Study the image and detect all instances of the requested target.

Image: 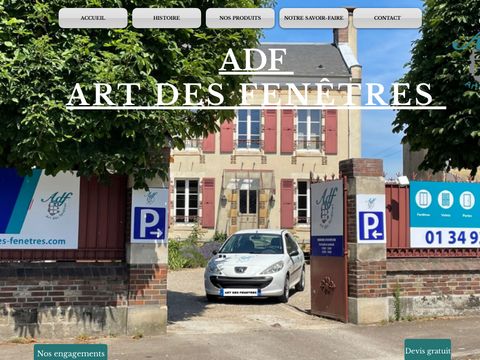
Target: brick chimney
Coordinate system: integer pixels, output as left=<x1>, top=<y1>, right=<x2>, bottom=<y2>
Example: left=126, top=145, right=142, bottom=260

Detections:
left=333, top=8, right=357, bottom=59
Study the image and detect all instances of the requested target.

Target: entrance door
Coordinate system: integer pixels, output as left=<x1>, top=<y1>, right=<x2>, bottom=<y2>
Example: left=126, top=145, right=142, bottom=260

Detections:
left=238, top=179, right=258, bottom=229
left=310, top=178, right=348, bottom=322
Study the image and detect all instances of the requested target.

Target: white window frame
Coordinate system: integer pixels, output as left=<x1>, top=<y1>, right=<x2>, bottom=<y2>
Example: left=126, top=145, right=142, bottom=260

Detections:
left=296, top=180, right=310, bottom=225
left=174, top=179, right=199, bottom=224
left=296, top=110, right=322, bottom=151
left=236, top=109, right=261, bottom=151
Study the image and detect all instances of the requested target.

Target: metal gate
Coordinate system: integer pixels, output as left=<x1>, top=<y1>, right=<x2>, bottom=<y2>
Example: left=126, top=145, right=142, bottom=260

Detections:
left=310, top=177, right=348, bottom=322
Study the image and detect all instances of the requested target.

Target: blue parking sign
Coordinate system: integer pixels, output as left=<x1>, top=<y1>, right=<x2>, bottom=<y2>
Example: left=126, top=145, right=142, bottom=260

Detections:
left=133, top=207, right=166, bottom=241
left=359, top=212, right=384, bottom=241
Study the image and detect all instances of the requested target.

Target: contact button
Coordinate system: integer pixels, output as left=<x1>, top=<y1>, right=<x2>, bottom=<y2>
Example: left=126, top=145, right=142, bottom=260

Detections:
left=353, top=8, right=422, bottom=28
left=280, top=8, right=348, bottom=28
left=206, top=8, right=274, bottom=28
left=133, top=8, right=201, bottom=28
left=59, top=8, right=128, bottom=28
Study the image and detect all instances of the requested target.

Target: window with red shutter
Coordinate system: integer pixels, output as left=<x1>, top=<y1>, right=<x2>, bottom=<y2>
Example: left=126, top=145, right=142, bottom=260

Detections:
left=263, top=109, right=277, bottom=154
left=202, top=178, right=215, bottom=228
left=280, top=179, right=294, bottom=228
left=220, top=121, right=234, bottom=153
left=324, top=110, right=338, bottom=155
left=281, top=110, right=294, bottom=154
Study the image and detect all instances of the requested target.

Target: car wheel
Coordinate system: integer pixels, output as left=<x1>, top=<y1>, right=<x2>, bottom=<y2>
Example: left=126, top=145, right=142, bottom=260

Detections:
left=206, top=293, right=218, bottom=302
left=295, top=267, right=305, bottom=292
left=279, top=275, right=290, bottom=303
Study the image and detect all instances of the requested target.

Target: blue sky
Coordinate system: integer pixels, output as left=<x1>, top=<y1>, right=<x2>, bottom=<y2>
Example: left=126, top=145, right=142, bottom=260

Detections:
left=262, top=0, right=423, bottom=177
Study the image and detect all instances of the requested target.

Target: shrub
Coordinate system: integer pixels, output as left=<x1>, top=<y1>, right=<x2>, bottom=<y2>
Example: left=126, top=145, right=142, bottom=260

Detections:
left=198, top=241, right=223, bottom=261
left=168, top=239, right=188, bottom=271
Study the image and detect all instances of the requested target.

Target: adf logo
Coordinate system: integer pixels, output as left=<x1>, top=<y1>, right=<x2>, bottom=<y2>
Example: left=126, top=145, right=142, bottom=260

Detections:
left=316, top=186, right=338, bottom=229
left=453, top=32, right=480, bottom=88
left=41, top=192, right=73, bottom=220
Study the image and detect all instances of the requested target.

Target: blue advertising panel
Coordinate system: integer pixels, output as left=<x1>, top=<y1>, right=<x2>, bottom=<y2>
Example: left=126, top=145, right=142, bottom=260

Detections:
left=310, top=180, right=344, bottom=257
left=410, top=181, right=480, bottom=248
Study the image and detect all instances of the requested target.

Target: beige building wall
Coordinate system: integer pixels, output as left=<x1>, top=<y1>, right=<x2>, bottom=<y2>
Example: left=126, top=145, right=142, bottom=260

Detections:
left=169, top=87, right=361, bottom=244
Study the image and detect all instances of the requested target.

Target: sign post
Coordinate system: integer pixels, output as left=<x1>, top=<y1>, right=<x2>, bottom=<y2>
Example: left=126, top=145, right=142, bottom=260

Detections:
left=310, top=179, right=347, bottom=322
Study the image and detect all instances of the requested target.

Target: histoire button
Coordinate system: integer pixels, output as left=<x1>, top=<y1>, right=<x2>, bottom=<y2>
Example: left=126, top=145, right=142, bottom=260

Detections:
left=279, top=8, right=349, bottom=29
left=206, top=8, right=275, bottom=29
left=353, top=8, right=422, bottom=29
left=132, top=8, right=201, bottom=29
left=59, top=8, right=128, bottom=29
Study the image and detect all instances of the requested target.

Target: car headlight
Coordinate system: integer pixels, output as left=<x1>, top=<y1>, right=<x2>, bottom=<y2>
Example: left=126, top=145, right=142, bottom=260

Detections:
left=208, top=262, right=223, bottom=275
left=261, top=261, right=284, bottom=274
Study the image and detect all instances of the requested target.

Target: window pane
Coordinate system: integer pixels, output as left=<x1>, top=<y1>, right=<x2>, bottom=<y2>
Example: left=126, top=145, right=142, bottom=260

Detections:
left=189, top=195, right=198, bottom=209
left=189, top=180, right=198, bottom=193
left=311, top=122, right=320, bottom=136
left=298, top=196, right=307, bottom=209
left=298, top=122, right=307, bottom=136
left=250, top=119, right=260, bottom=135
left=237, top=135, right=247, bottom=148
left=239, top=190, right=247, bottom=214
left=298, top=110, right=307, bottom=123
left=298, top=181, right=307, bottom=194
left=238, top=110, right=248, bottom=121
left=250, top=110, right=260, bottom=122
left=298, top=210, right=307, bottom=223
left=238, top=119, right=247, bottom=135
left=176, top=180, right=185, bottom=193
left=249, top=190, right=257, bottom=214
left=176, top=194, right=185, bottom=208
left=310, top=110, right=320, bottom=123
left=250, top=135, right=260, bottom=149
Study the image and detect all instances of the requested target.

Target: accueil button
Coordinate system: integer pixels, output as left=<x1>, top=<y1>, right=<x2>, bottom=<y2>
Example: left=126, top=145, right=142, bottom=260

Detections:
left=280, top=8, right=348, bottom=29
left=206, top=8, right=274, bottom=29
left=59, top=8, right=127, bottom=28
left=353, top=8, right=422, bottom=28
left=132, top=8, right=201, bottom=28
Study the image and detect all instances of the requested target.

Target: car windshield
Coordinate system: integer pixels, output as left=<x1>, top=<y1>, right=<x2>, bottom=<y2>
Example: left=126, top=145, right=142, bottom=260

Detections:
left=220, top=233, right=284, bottom=254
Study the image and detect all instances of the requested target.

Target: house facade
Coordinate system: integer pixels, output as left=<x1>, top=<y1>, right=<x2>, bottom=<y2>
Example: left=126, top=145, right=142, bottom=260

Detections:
left=169, top=15, right=362, bottom=244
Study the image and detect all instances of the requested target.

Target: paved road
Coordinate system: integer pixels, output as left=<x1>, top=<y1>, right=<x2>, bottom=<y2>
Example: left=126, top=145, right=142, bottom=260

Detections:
left=2, top=266, right=480, bottom=359
left=167, top=265, right=334, bottom=334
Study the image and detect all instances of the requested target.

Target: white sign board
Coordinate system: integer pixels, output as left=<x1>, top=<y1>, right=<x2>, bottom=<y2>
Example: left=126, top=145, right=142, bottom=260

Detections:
left=131, top=188, right=169, bottom=243
left=310, top=180, right=344, bottom=256
left=356, top=194, right=386, bottom=243
left=0, top=169, right=80, bottom=249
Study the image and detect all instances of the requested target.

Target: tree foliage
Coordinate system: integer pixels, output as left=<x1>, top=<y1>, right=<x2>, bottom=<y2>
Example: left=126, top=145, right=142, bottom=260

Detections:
left=393, top=0, right=480, bottom=178
left=0, top=0, right=269, bottom=187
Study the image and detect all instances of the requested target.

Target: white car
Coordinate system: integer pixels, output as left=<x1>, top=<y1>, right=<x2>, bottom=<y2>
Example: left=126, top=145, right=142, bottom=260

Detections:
left=204, top=229, right=305, bottom=303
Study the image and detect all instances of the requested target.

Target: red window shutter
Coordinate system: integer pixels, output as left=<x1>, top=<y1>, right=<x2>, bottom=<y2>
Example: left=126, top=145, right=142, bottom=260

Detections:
left=168, top=180, right=173, bottom=226
left=202, top=178, right=215, bottom=228
left=325, top=110, right=338, bottom=155
left=263, top=109, right=277, bottom=154
left=203, top=132, right=215, bottom=153
left=280, top=179, right=294, bottom=229
left=220, top=121, right=234, bottom=153
left=281, top=110, right=294, bottom=154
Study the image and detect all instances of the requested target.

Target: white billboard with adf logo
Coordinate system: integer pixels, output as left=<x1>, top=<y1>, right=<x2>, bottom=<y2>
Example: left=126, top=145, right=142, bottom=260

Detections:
left=0, top=169, right=80, bottom=249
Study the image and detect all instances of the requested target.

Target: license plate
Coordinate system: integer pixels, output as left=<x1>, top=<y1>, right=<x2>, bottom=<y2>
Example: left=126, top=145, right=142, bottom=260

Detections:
left=219, top=289, right=260, bottom=297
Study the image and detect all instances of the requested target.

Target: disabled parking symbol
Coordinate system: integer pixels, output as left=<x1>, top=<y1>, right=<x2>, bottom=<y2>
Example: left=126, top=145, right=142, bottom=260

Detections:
left=359, top=211, right=385, bottom=241
left=133, top=207, right=166, bottom=241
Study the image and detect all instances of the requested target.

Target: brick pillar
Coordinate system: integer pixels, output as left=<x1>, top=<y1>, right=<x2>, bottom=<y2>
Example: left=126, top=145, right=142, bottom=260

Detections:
left=126, top=174, right=169, bottom=336
left=339, top=158, right=388, bottom=324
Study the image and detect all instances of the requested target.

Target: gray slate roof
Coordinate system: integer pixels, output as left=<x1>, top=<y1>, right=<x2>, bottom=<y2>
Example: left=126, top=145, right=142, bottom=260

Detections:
left=251, top=43, right=351, bottom=85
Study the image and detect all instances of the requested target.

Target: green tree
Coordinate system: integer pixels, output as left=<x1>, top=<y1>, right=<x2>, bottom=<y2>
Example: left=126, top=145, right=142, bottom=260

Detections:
left=393, top=0, right=480, bottom=179
left=0, top=0, right=269, bottom=187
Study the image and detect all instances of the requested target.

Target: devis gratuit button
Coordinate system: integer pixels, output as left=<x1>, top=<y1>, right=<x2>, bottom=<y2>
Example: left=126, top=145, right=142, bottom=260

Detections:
left=59, top=8, right=127, bottom=28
